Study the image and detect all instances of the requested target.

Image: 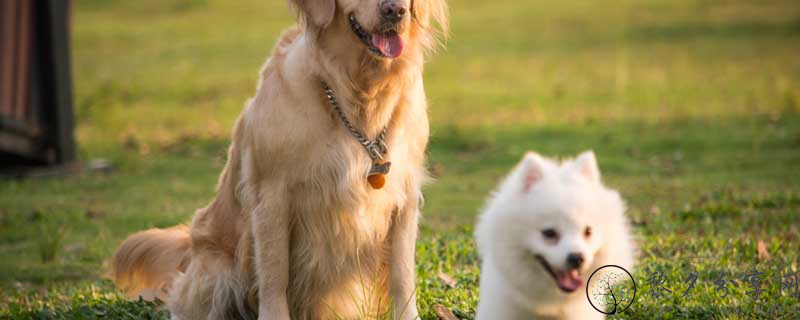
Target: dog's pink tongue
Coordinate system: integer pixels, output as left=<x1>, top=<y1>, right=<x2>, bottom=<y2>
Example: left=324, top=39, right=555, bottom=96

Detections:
left=557, top=270, right=583, bottom=292
left=371, top=32, right=403, bottom=58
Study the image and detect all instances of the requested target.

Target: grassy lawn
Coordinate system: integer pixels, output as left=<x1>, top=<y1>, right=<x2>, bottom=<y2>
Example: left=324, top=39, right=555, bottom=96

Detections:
left=2, top=0, right=799, bottom=318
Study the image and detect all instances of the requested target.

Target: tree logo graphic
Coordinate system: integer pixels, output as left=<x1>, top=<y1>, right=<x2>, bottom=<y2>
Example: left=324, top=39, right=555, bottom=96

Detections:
left=586, top=265, right=636, bottom=315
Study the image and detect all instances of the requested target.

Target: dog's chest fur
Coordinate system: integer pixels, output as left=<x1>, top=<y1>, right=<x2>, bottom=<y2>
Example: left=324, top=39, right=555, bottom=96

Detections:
left=276, top=95, right=424, bottom=316
left=289, top=127, right=406, bottom=256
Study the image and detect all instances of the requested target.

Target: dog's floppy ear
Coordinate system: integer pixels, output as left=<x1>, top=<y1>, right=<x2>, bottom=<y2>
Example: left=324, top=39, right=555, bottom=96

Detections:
left=521, top=152, right=545, bottom=192
left=574, top=151, right=600, bottom=182
left=292, top=0, right=336, bottom=28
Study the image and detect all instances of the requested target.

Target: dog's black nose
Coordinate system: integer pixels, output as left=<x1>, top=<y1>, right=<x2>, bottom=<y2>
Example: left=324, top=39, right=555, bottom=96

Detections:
left=566, top=253, right=585, bottom=269
left=380, top=0, right=407, bottom=23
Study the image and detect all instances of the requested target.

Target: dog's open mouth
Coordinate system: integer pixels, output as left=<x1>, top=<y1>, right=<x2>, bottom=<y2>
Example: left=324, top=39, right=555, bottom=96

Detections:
left=535, top=255, right=584, bottom=293
left=349, top=14, right=404, bottom=59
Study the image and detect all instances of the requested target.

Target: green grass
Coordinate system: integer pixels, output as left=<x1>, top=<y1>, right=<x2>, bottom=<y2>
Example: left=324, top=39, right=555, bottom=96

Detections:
left=2, top=0, right=799, bottom=318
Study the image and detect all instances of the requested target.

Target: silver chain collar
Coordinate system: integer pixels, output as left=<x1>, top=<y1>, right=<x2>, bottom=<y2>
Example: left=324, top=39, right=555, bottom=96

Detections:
left=322, top=81, right=389, bottom=162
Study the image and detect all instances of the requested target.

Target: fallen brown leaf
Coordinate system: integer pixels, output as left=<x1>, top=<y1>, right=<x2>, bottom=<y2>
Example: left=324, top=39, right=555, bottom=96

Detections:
left=433, top=304, right=459, bottom=320
left=757, top=240, right=771, bottom=260
left=438, top=271, right=457, bottom=288
left=123, top=135, right=139, bottom=150
left=139, top=143, right=151, bottom=155
left=429, top=162, right=445, bottom=178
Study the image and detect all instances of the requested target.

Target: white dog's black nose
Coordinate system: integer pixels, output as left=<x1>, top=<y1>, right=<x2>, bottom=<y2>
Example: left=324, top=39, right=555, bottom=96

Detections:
left=566, top=253, right=585, bottom=269
left=380, top=0, right=407, bottom=23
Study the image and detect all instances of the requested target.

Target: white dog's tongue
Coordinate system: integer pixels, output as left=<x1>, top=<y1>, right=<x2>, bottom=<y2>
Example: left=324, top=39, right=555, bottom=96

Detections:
left=371, top=32, right=403, bottom=58
left=557, top=270, right=583, bottom=292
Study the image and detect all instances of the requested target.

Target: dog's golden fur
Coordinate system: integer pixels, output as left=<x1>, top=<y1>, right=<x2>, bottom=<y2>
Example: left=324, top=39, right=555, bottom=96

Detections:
left=110, top=0, right=447, bottom=319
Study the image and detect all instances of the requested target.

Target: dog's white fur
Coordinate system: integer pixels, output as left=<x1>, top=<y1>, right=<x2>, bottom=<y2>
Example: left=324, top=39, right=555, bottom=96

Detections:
left=475, top=151, right=634, bottom=319
left=110, top=0, right=447, bottom=319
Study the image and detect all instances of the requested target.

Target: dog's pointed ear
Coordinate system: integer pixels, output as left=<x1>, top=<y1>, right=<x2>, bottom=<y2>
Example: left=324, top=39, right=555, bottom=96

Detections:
left=521, top=152, right=545, bottom=192
left=292, top=0, right=336, bottom=28
left=574, top=151, right=600, bottom=182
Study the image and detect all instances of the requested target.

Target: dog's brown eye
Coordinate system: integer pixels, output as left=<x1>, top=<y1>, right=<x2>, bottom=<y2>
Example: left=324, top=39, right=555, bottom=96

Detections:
left=541, top=229, right=559, bottom=240
left=584, top=226, right=592, bottom=238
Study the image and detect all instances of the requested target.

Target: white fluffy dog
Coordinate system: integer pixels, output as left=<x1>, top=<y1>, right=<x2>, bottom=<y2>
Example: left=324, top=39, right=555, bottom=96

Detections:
left=475, top=151, right=634, bottom=319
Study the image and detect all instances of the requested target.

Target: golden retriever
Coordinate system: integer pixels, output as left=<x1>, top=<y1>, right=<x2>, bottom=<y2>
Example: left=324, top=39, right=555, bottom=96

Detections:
left=110, top=0, right=448, bottom=319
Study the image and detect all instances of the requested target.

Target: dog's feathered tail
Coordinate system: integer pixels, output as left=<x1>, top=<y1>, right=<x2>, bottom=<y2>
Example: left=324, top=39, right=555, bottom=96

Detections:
left=109, top=225, right=191, bottom=301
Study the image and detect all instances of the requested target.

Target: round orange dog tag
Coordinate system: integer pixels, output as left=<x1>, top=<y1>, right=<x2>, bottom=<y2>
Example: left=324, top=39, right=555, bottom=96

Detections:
left=367, top=162, right=391, bottom=189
